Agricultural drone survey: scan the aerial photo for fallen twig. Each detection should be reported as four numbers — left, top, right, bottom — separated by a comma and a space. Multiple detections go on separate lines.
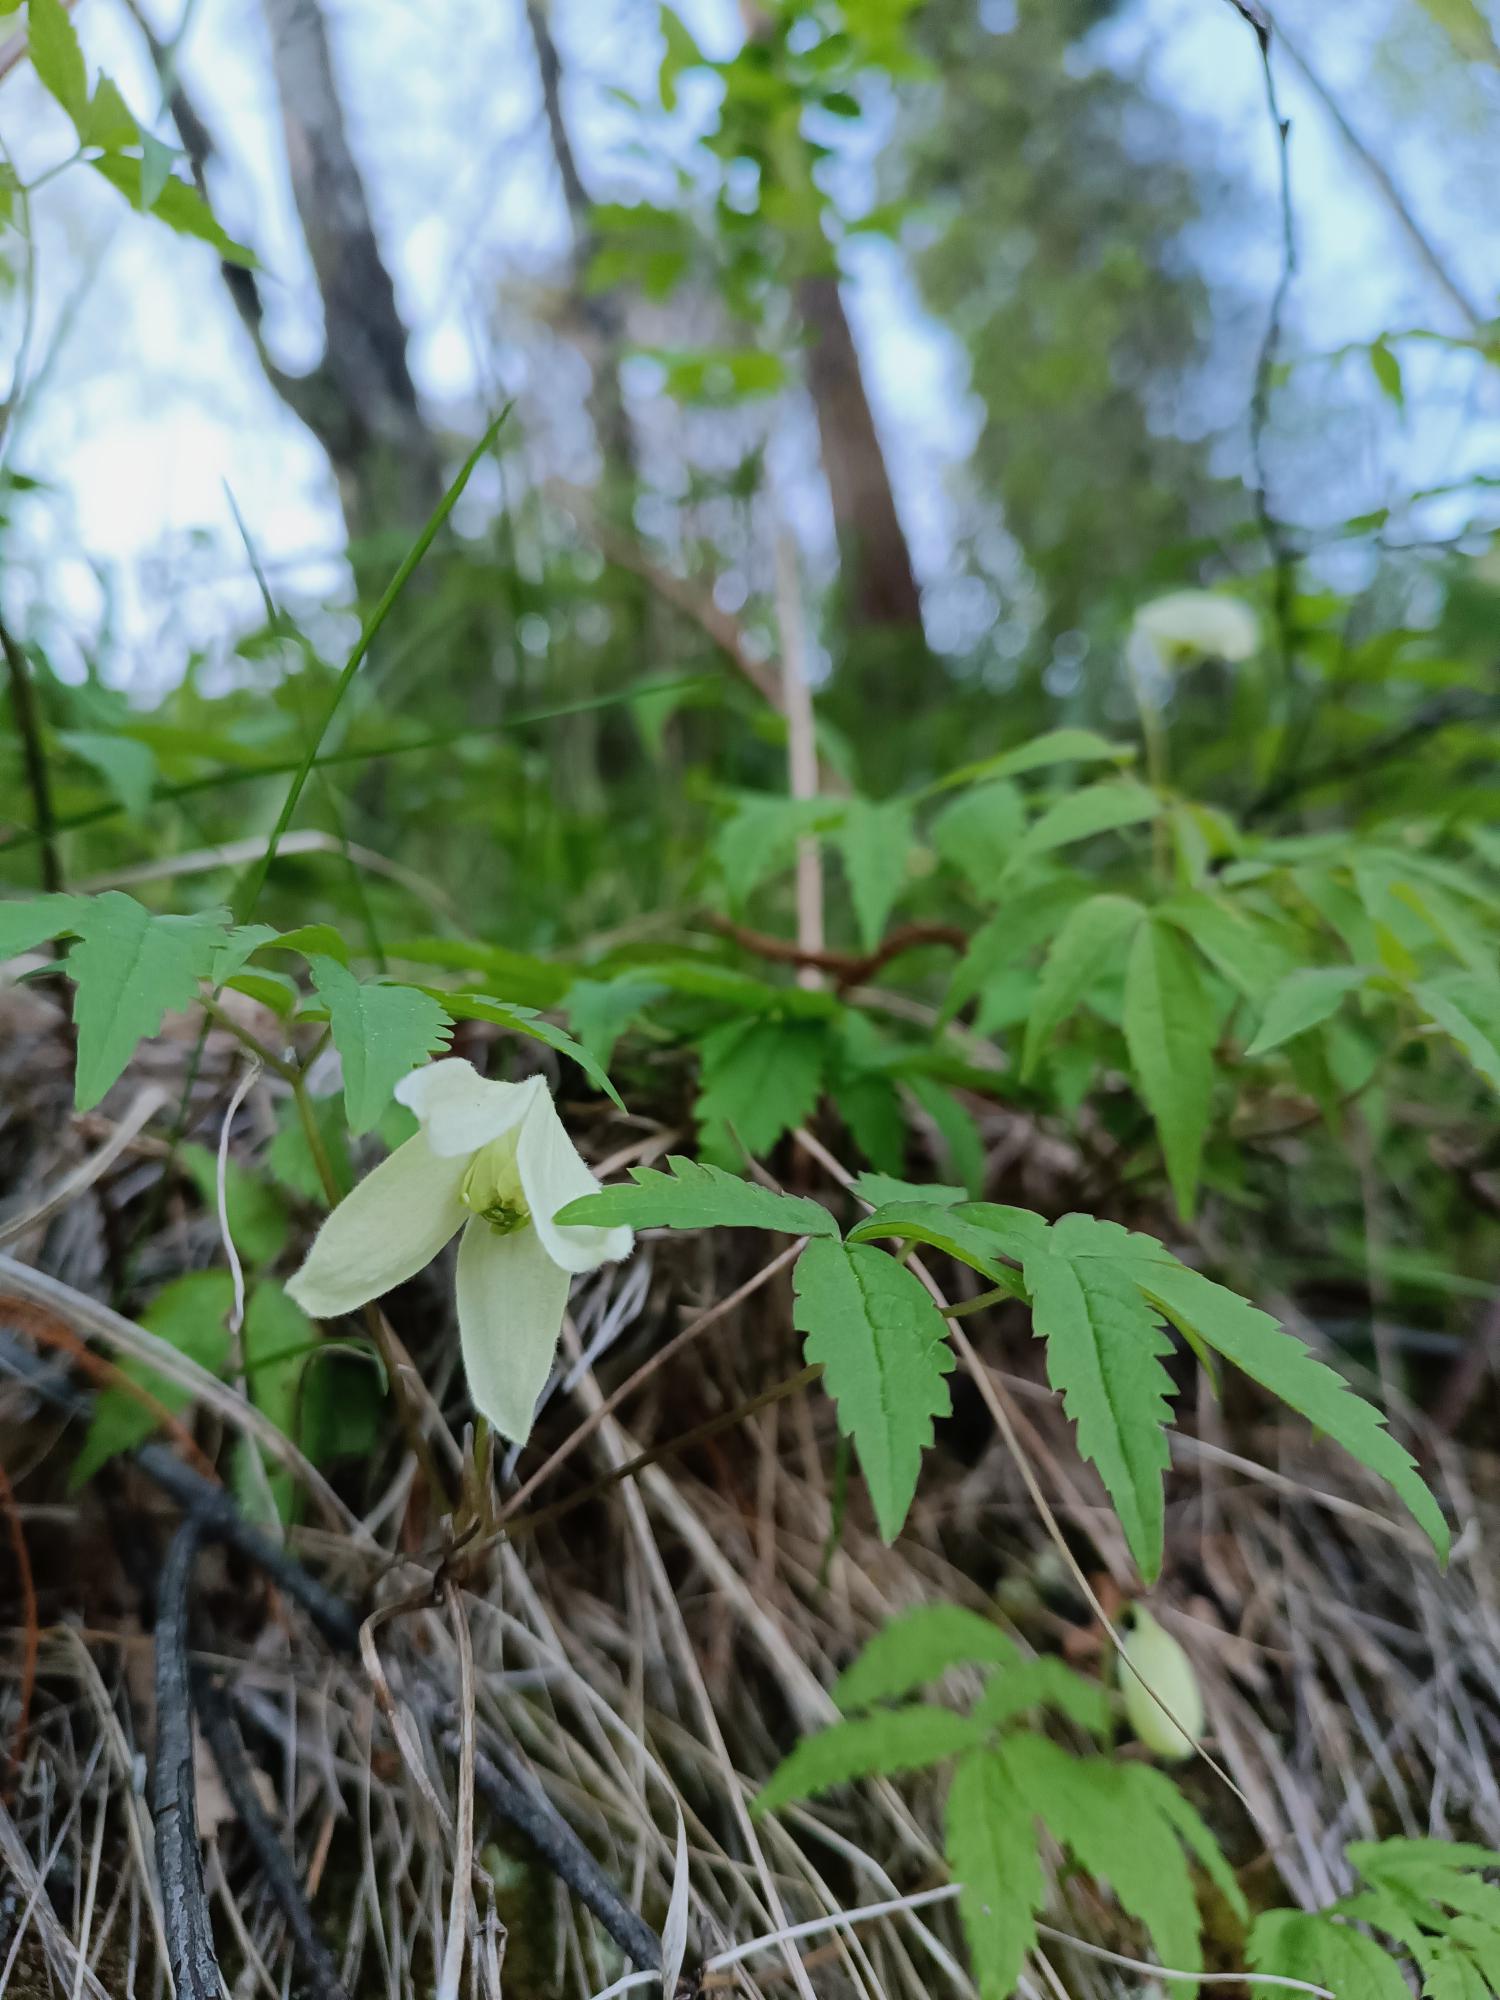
151, 1513, 220, 2000
457, 1741, 665, 1973
192, 1670, 353, 2000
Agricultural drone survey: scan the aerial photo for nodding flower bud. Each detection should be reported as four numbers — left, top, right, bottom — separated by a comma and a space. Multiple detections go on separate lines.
1118, 1606, 1204, 1761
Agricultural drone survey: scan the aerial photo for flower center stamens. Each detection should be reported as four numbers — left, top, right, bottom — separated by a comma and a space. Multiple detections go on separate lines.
460, 1137, 531, 1237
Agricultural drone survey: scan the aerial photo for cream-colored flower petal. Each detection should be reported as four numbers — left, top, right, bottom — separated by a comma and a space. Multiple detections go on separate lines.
395, 1058, 543, 1158
286, 1132, 467, 1318
515, 1089, 633, 1276
455, 1215, 570, 1445
1132, 589, 1260, 665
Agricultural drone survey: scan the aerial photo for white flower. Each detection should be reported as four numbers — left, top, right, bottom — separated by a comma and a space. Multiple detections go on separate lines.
1129, 589, 1260, 673
286, 1059, 632, 1444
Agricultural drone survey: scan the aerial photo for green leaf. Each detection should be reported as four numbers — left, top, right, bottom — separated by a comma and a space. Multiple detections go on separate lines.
833, 1605, 1019, 1711
1012, 780, 1158, 867
66, 893, 229, 1111
1157, 892, 1303, 1004
834, 1068, 908, 1174
1134, 1253, 1448, 1559
658, 3, 704, 107
836, 797, 914, 949
179, 1143, 289, 1268
224, 969, 300, 1016
1414, 0, 1499, 63
714, 795, 834, 903
0, 893, 82, 959
562, 975, 663, 1066
1416, 976, 1500, 1093
71, 1272, 234, 1487
932, 729, 1134, 795
1022, 894, 1144, 1079
438, 993, 623, 1110
88, 153, 256, 265
1353, 1838, 1500, 1891
1022, 1217, 1177, 1581
1006, 1734, 1205, 1977
946, 1747, 1043, 2000
78, 74, 139, 148
944, 880, 1087, 1021
1122, 916, 1216, 1219
307, 958, 452, 1135
1245, 966, 1370, 1058
753, 1704, 979, 1814
138, 129, 177, 210
793, 1239, 954, 1541
264, 923, 351, 966
555, 1156, 838, 1237
210, 923, 281, 984
970, 1657, 1112, 1738
953, 1203, 1053, 1264
848, 1201, 1028, 1295
58, 729, 156, 818
851, 1173, 965, 1209
932, 780, 1025, 892
389, 936, 573, 1008
1136, 1760, 1249, 1920
907, 1075, 985, 1196
1370, 339, 1405, 408
1249, 1911, 1411, 2000
28, 0, 88, 122
696, 1016, 825, 1160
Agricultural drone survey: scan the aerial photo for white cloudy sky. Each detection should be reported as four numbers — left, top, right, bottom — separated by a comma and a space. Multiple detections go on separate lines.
1, 0, 1497, 692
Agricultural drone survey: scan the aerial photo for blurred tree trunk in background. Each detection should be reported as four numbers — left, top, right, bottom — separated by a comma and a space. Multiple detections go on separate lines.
258, 0, 443, 582
523, 0, 634, 489
796, 270, 923, 639
141, 0, 443, 596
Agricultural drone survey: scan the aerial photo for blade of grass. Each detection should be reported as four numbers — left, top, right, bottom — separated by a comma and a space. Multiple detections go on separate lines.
231, 406, 511, 925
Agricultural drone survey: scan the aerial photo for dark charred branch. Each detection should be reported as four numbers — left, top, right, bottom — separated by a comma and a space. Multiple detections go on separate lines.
456, 1733, 663, 1974
193, 1671, 353, 2000
151, 1515, 220, 2000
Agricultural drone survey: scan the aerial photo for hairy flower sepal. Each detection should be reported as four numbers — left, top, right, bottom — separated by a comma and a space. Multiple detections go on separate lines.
286, 1059, 631, 1443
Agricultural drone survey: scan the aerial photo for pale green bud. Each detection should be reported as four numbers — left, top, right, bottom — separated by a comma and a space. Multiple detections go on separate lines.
1119, 1606, 1204, 1761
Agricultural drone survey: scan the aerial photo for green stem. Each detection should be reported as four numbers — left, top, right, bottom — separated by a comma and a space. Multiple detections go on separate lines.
19, 148, 84, 198
198, 998, 299, 1083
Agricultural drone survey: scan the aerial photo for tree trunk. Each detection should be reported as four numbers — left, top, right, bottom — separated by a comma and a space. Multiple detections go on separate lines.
795, 270, 923, 634
522, 0, 634, 484
258, 0, 445, 567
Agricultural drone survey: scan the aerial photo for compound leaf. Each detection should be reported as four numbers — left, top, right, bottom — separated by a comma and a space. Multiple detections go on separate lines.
557, 1156, 837, 1238
1122, 915, 1217, 1219
696, 1016, 825, 1160
753, 1704, 979, 1814
834, 1604, 1019, 1712
307, 959, 452, 1135
67, 893, 229, 1110
793, 1239, 954, 1541
947, 1746, 1043, 2000
1023, 893, 1144, 1079
1023, 1217, 1177, 1582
